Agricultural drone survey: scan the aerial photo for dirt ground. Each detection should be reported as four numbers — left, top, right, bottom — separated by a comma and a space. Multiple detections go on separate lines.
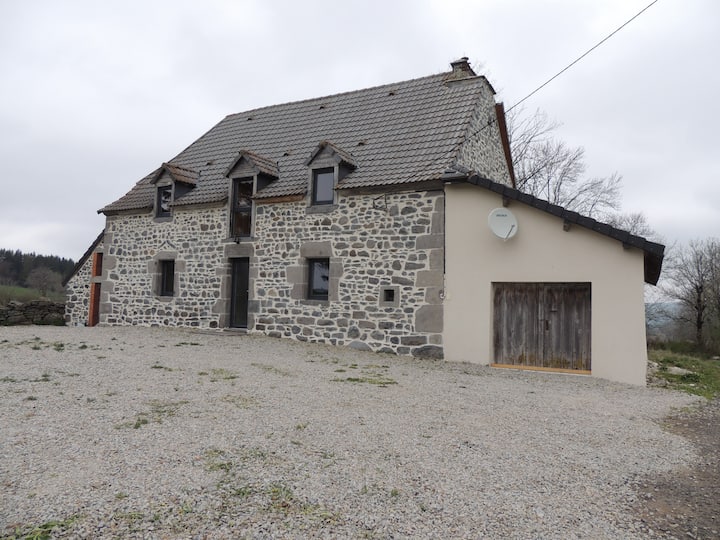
634, 398, 720, 539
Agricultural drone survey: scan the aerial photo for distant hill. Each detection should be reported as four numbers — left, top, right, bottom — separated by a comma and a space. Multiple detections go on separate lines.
0, 249, 75, 287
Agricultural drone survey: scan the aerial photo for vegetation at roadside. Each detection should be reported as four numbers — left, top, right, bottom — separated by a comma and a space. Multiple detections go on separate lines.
2, 515, 78, 540
0, 284, 65, 305
649, 343, 720, 399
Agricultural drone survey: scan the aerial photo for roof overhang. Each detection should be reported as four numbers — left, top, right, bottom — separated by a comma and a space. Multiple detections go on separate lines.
446, 173, 665, 285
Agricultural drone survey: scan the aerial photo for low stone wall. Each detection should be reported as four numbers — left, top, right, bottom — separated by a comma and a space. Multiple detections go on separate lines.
0, 300, 66, 326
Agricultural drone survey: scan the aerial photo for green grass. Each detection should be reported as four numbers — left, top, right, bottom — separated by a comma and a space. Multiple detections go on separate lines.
649, 347, 720, 399
0, 284, 65, 305
4, 516, 78, 539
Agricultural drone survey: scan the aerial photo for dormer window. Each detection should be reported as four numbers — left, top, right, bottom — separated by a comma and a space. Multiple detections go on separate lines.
156, 185, 172, 218
151, 163, 198, 220
231, 178, 253, 237
223, 150, 279, 238
312, 168, 335, 205
304, 141, 356, 210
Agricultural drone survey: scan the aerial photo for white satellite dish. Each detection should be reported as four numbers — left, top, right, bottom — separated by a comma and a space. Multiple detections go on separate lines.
488, 208, 518, 240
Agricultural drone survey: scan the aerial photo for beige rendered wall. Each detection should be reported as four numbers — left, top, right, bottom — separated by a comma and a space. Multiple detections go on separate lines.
443, 184, 649, 386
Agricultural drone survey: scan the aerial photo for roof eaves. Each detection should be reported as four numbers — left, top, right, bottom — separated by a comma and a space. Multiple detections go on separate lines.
460, 174, 666, 285
62, 229, 104, 286
304, 141, 357, 168
224, 150, 279, 178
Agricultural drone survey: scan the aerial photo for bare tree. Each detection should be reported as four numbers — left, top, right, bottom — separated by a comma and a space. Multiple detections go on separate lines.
508, 108, 622, 220
26, 267, 63, 297
662, 239, 720, 347
507, 107, 661, 242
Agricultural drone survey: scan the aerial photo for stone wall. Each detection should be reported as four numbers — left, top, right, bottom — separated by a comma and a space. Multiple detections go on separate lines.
91, 189, 445, 358
0, 300, 65, 326
100, 207, 229, 327
455, 82, 512, 186
65, 252, 94, 326
250, 189, 445, 358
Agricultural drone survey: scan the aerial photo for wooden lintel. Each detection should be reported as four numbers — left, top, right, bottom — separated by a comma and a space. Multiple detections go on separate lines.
491, 363, 591, 376
255, 194, 305, 204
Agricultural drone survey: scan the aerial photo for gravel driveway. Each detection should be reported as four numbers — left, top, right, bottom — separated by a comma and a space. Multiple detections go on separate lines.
0, 326, 700, 539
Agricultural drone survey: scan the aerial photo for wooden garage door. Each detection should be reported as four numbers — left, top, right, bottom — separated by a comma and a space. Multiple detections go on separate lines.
493, 283, 591, 372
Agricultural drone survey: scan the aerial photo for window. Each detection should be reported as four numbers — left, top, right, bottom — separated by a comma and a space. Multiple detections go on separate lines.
159, 260, 175, 296
312, 168, 335, 205
231, 178, 253, 237
156, 186, 172, 217
379, 285, 400, 307
91, 252, 103, 277
307, 258, 330, 300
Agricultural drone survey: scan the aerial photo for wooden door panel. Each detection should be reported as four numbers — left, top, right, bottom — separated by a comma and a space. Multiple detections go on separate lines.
494, 283, 540, 366
541, 284, 591, 370
494, 282, 591, 372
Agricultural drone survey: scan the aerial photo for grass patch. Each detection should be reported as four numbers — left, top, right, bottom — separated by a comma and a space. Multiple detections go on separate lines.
115, 400, 189, 429
220, 394, 257, 408
4, 515, 78, 539
649, 348, 720, 399
332, 375, 397, 387
251, 362, 291, 376
209, 368, 238, 381
268, 482, 294, 510
150, 363, 173, 371
204, 448, 234, 473
0, 284, 65, 305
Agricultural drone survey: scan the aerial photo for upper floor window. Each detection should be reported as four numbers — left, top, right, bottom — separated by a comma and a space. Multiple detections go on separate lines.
231, 178, 253, 237
156, 186, 172, 218
312, 168, 335, 205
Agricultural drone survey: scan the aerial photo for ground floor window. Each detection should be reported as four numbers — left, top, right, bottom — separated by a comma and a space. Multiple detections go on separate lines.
307, 258, 330, 300
159, 260, 175, 297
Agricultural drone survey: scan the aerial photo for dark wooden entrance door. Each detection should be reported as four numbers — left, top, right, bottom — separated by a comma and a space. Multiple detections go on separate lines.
493, 283, 591, 371
230, 258, 249, 328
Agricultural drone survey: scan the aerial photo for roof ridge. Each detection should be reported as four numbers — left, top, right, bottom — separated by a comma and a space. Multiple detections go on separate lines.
223, 70, 481, 120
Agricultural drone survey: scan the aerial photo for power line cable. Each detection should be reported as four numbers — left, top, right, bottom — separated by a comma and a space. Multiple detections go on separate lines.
403, 1, 660, 184
507, 0, 659, 114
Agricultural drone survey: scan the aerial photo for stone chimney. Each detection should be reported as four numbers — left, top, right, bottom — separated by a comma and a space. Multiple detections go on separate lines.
447, 57, 477, 80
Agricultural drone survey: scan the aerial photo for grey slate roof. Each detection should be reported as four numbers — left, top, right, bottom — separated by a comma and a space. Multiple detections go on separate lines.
99, 69, 494, 213
153, 163, 199, 185
453, 174, 665, 285
223, 150, 279, 179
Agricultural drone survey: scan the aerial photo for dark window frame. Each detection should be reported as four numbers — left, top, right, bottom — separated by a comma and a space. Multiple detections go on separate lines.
156, 185, 173, 218
231, 177, 253, 237
307, 258, 330, 301
311, 167, 335, 205
159, 260, 175, 297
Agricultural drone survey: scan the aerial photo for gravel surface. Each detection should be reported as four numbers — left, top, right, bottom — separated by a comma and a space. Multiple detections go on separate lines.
634, 398, 720, 539
0, 326, 702, 539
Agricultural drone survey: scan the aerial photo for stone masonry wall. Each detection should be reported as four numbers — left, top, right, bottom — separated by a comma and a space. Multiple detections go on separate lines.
100, 207, 228, 327
65, 255, 93, 326
455, 80, 512, 186
0, 300, 65, 326
251, 190, 445, 358
93, 189, 445, 358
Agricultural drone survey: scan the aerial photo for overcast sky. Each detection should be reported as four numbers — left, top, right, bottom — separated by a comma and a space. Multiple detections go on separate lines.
1, 0, 717, 262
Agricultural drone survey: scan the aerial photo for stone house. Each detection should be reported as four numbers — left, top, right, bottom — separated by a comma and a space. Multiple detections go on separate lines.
65, 58, 664, 385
